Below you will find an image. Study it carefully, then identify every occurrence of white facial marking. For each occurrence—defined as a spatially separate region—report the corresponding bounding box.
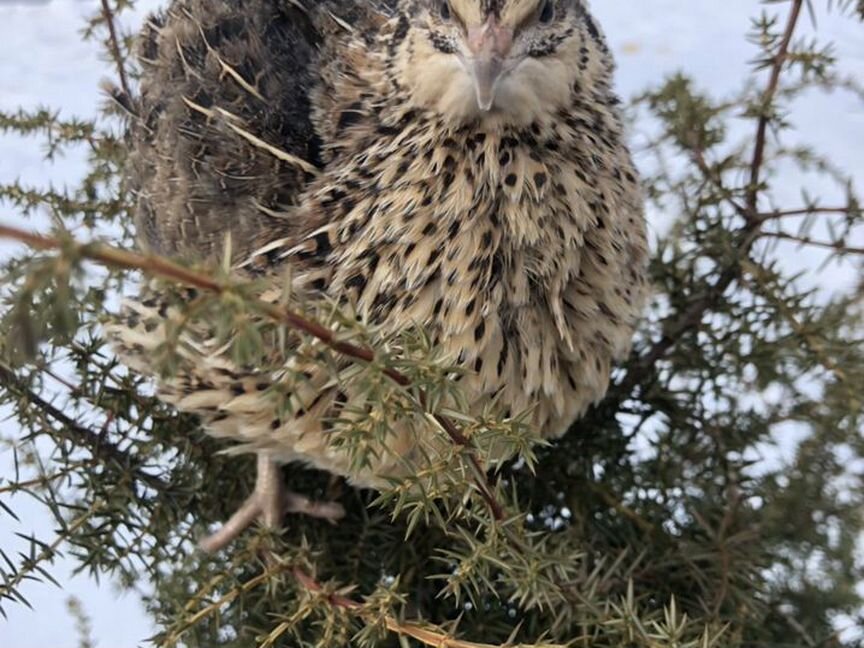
[400,3,581,126]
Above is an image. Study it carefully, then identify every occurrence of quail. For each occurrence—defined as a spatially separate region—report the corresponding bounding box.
[109,0,649,550]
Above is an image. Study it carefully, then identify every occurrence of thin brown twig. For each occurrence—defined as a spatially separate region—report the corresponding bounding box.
[0,460,96,495]
[757,206,860,221]
[587,483,654,535]
[759,231,864,255]
[690,148,750,221]
[747,0,804,214]
[99,0,132,100]
[0,223,505,521]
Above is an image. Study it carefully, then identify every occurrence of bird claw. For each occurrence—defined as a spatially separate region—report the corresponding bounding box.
[282,492,346,525]
[198,455,345,553]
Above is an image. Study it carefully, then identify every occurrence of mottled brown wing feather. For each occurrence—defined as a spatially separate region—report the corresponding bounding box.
[128,0,387,264]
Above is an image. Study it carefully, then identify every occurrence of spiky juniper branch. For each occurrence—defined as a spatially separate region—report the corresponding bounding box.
[161,556,560,648]
[0,501,105,614]
[0,363,168,492]
[614,0,807,399]
[289,567,565,648]
[0,222,505,521]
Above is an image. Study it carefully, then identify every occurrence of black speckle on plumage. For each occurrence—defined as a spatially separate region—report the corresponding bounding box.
[107,0,649,539]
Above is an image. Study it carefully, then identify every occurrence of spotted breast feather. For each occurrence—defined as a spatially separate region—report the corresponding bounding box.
[108,0,648,549]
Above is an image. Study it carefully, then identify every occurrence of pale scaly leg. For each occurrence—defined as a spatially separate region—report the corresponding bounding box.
[198,454,346,553]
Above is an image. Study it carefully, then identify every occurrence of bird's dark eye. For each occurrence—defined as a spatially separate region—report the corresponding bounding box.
[538,0,554,23]
[439,0,452,21]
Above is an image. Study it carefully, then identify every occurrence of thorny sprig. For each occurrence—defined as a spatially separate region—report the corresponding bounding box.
[0,223,510,519]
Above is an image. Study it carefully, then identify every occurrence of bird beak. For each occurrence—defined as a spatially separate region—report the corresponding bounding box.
[465,16,514,111]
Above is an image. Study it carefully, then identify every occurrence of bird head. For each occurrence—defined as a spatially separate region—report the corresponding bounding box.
[397,0,611,125]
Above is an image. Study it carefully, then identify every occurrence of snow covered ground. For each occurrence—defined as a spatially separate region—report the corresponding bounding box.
[0,1,861,646]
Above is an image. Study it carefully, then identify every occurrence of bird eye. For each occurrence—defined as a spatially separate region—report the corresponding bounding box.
[538,0,554,23]
[439,0,452,21]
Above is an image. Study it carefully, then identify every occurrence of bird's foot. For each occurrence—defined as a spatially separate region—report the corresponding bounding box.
[198,455,345,553]
[282,491,346,523]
